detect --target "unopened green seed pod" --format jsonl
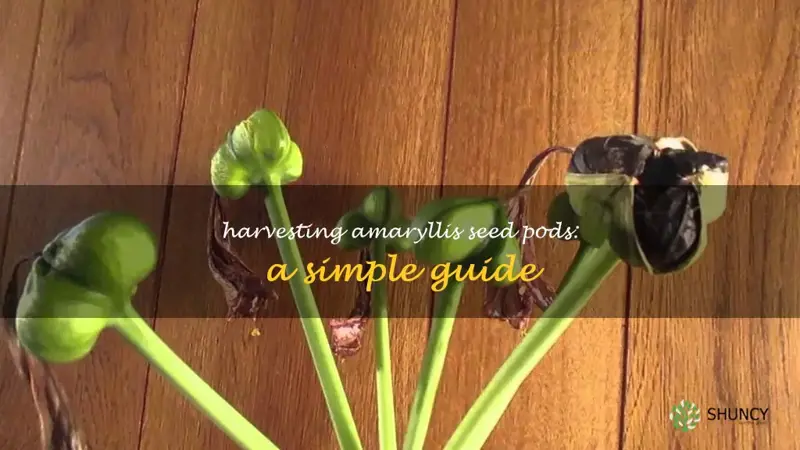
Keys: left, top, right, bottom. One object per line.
{"left": 360, "top": 186, "right": 402, "bottom": 227}
{"left": 385, "top": 217, "right": 414, "bottom": 253}
{"left": 546, "top": 191, "right": 581, "bottom": 242}
{"left": 40, "top": 212, "right": 157, "bottom": 299}
{"left": 210, "top": 110, "right": 303, "bottom": 199}
{"left": 459, "top": 204, "right": 513, "bottom": 267}
{"left": 483, "top": 236, "right": 523, "bottom": 287}
{"left": 15, "top": 260, "right": 112, "bottom": 363}
{"left": 335, "top": 210, "right": 374, "bottom": 251}
{"left": 410, "top": 197, "right": 503, "bottom": 265}
{"left": 210, "top": 145, "right": 251, "bottom": 199}
{"left": 14, "top": 212, "right": 157, "bottom": 363}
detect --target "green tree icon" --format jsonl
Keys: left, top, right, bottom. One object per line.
{"left": 669, "top": 400, "right": 702, "bottom": 432}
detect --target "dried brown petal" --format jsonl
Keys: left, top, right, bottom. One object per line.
{"left": 330, "top": 249, "right": 372, "bottom": 357}
{"left": 329, "top": 316, "right": 367, "bottom": 358}
{"left": 43, "top": 365, "right": 89, "bottom": 450}
{"left": 207, "top": 193, "right": 277, "bottom": 318}
{"left": 3, "top": 256, "right": 88, "bottom": 450}
{"left": 484, "top": 198, "right": 556, "bottom": 329}
{"left": 484, "top": 147, "right": 570, "bottom": 329}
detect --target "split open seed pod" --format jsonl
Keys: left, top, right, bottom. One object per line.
{"left": 564, "top": 135, "right": 729, "bottom": 273}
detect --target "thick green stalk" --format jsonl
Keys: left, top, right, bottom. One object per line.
{"left": 444, "top": 242, "right": 620, "bottom": 449}
{"left": 113, "top": 303, "right": 278, "bottom": 450}
{"left": 371, "top": 240, "right": 398, "bottom": 450}
{"left": 403, "top": 279, "right": 465, "bottom": 450}
{"left": 263, "top": 183, "right": 363, "bottom": 450}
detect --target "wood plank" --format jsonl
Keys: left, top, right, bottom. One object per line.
{"left": 138, "top": 1, "right": 454, "bottom": 448}
{"left": 0, "top": 0, "right": 42, "bottom": 260}
{"left": 0, "top": 1, "right": 43, "bottom": 449}
{"left": 623, "top": 0, "right": 800, "bottom": 448}
{"left": 0, "top": 0, "right": 197, "bottom": 448}
{"left": 427, "top": 0, "right": 638, "bottom": 448}
{"left": 0, "top": 1, "right": 40, "bottom": 183}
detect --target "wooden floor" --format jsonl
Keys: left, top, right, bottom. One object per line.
{"left": 1, "top": 0, "right": 798, "bottom": 449}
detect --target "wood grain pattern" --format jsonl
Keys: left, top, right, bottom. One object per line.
{"left": 0, "top": 0, "right": 41, "bottom": 185}
{"left": 0, "top": 0, "right": 197, "bottom": 448}
{"left": 1, "top": 0, "right": 798, "bottom": 449}
{"left": 0, "top": 1, "right": 43, "bottom": 448}
{"left": 139, "top": 1, "right": 454, "bottom": 448}
{"left": 623, "top": 0, "right": 800, "bottom": 448}
{"left": 0, "top": 0, "right": 42, "bottom": 280}
{"left": 0, "top": 0, "right": 42, "bottom": 259}
{"left": 427, "top": 0, "right": 638, "bottom": 448}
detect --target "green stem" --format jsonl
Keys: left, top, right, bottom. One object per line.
{"left": 444, "top": 242, "right": 620, "bottom": 450}
{"left": 263, "top": 184, "right": 363, "bottom": 450}
{"left": 371, "top": 240, "right": 398, "bottom": 450}
{"left": 112, "top": 303, "right": 278, "bottom": 450}
{"left": 403, "top": 278, "right": 465, "bottom": 450}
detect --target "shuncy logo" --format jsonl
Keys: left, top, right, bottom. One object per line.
{"left": 669, "top": 399, "right": 702, "bottom": 432}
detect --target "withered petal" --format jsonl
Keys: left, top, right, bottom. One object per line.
{"left": 484, "top": 275, "right": 555, "bottom": 330}
{"left": 486, "top": 148, "right": 561, "bottom": 330}
{"left": 329, "top": 249, "right": 372, "bottom": 357}
{"left": 484, "top": 284, "right": 533, "bottom": 330}
{"left": 569, "top": 135, "right": 655, "bottom": 176}
{"left": 43, "top": 365, "right": 89, "bottom": 450}
{"left": 330, "top": 316, "right": 368, "bottom": 358}
{"left": 484, "top": 283, "right": 532, "bottom": 330}
{"left": 207, "top": 193, "right": 277, "bottom": 318}
{"left": 3, "top": 257, "right": 88, "bottom": 450}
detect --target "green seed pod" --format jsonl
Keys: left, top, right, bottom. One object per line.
{"left": 16, "top": 260, "right": 112, "bottom": 363}
{"left": 210, "top": 144, "right": 251, "bottom": 199}
{"left": 458, "top": 204, "right": 513, "bottom": 267}
{"left": 565, "top": 135, "right": 729, "bottom": 274}
{"left": 14, "top": 212, "right": 157, "bottom": 363}
{"left": 210, "top": 110, "right": 303, "bottom": 199}
{"left": 335, "top": 210, "right": 374, "bottom": 251}
{"left": 385, "top": 217, "right": 414, "bottom": 253}
{"left": 546, "top": 191, "right": 581, "bottom": 242}
{"left": 410, "top": 197, "right": 503, "bottom": 265}
{"left": 39, "top": 212, "right": 157, "bottom": 299}
{"left": 483, "top": 236, "right": 522, "bottom": 287}
{"left": 359, "top": 186, "right": 402, "bottom": 226}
